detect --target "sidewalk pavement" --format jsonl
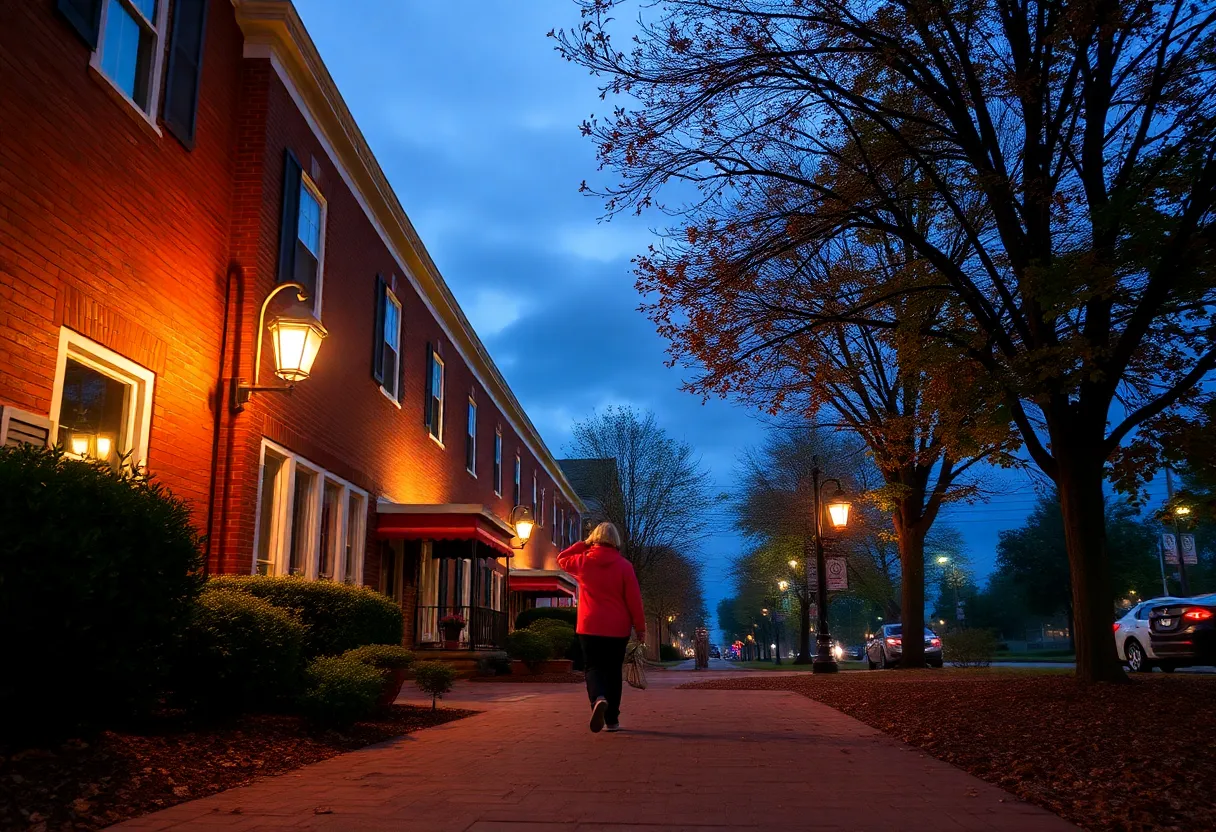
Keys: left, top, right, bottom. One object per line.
{"left": 113, "top": 669, "right": 1075, "bottom": 831}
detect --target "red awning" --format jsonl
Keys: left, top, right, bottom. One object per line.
{"left": 376, "top": 508, "right": 515, "bottom": 557}
{"left": 510, "top": 572, "right": 578, "bottom": 597}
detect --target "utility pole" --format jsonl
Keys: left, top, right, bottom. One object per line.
{"left": 1166, "top": 466, "right": 1190, "bottom": 596}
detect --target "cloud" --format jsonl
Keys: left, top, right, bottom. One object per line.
{"left": 552, "top": 222, "right": 657, "bottom": 264}
{"left": 461, "top": 288, "right": 527, "bottom": 337}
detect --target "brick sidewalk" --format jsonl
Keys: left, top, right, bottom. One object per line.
{"left": 114, "top": 677, "right": 1075, "bottom": 831}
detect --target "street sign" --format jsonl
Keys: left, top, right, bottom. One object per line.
{"left": 1181, "top": 534, "right": 1198, "bottom": 565}
{"left": 1162, "top": 533, "right": 1179, "bottom": 565}
{"left": 826, "top": 558, "right": 848, "bottom": 591}
{"left": 806, "top": 562, "right": 818, "bottom": 587}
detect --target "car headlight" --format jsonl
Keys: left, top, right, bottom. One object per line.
{"left": 832, "top": 644, "right": 844, "bottom": 660}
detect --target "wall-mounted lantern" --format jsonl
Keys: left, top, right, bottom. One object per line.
{"left": 232, "top": 282, "right": 327, "bottom": 412}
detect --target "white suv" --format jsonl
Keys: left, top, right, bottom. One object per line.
{"left": 1114, "top": 597, "right": 1182, "bottom": 672}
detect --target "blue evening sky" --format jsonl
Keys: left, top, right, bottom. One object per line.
{"left": 292, "top": 1, "right": 1171, "bottom": 631}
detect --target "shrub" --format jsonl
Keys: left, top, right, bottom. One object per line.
{"left": 413, "top": 661, "right": 457, "bottom": 709}
{"left": 476, "top": 651, "right": 513, "bottom": 676}
{"left": 342, "top": 644, "right": 414, "bottom": 670}
{"left": 0, "top": 445, "right": 203, "bottom": 742}
{"left": 207, "top": 575, "right": 403, "bottom": 657}
{"left": 942, "top": 629, "right": 998, "bottom": 668}
{"left": 525, "top": 620, "right": 577, "bottom": 659}
{"left": 514, "top": 606, "right": 578, "bottom": 630}
{"left": 505, "top": 630, "right": 551, "bottom": 670}
{"left": 176, "top": 589, "right": 306, "bottom": 714}
{"left": 297, "top": 656, "right": 383, "bottom": 727}
{"left": 659, "top": 644, "right": 683, "bottom": 662}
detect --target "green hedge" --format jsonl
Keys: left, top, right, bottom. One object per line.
{"left": 207, "top": 575, "right": 403, "bottom": 657}
{"left": 514, "top": 606, "right": 578, "bottom": 630}
{"left": 342, "top": 644, "right": 414, "bottom": 670}
{"left": 298, "top": 655, "right": 383, "bottom": 728}
{"left": 505, "top": 630, "right": 551, "bottom": 669}
{"left": 0, "top": 445, "right": 203, "bottom": 742}
{"left": 659, "top": 644, "right": 683, "bottom": 662}
{"left": 524, "top": 619, "right": 577, "bottom": 659}
{"left": 176, "top": 589, "right": 306, "bottom": 714}
{"left": 942, "top": 629, "right": 998, "bottom": 667}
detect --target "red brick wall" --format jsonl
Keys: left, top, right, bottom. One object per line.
{"left": 0, "top": 0, "right": 244, "bottom": 520}
{"left": 211, "top": 66, "right": 577, "bottom": 579}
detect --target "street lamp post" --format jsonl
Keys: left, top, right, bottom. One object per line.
{"left": 937, "top": 556, "right": 960, "bottom": 629}
{"left": 811, "top": 455, "right": 851, "bottom": 674}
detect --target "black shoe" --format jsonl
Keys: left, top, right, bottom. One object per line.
{"left": 590, "top": 698, "right": 608, "bottom": 733}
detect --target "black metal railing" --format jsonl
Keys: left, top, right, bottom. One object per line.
{"left": 415, "top": 605, "right": 508, "bottom": 650}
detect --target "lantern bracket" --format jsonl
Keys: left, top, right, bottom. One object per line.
{"left": 231, "top": 282, "right": 308, "bottom": 413}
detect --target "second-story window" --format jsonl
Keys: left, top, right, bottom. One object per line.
{"left": 540, "top": 487, "right": 546, "bottom": 528}
{"left": 551, "top": 503, "right": 557, "bottom": 544}
{"left": 513, "top": 454, "right": 521, "bottom": 506}
{"left": 94, "top": 0, "right": 169, "bottom": 116}
{"left": 425, "top": 345, "right": 444, "bottom": 442}
{"left": 531, "top": 471, "right": 537, "bottom": 517}
{"left": 465, "top": 399, "right": 477, "bottom": 475}
{"left": 373, "top": 278, "right": 401, "bottom": 402}
{"left": 493, "top": 429, "right": 502, "bottom": 496}
{"left": 294, "top": 177, "right": 325, "bottom": 313}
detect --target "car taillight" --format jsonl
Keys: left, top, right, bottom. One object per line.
{"left": 930, "top": 638, "right": 941, "bottom": 647}
{"left": 1112, "top": 622, "right": 1121, "bottom": 632}
{"left": 1183, "top": 609, "right": 1214, "bottom": 622}
{"left": 885, "top": 637, "right": 901, "bottom": 646}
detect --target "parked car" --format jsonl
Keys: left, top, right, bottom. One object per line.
{"left": 709, "top": 645, "right": 722, "bottom": 659}
{"left": 1148, "top": 597, "right": 1216, "bottom": 670}
{"left": 1113, "top": 596, "right": 1183, "bottom": 672}
{"left": 865, "top": 624, "right": 943, "bottom": 668}
{"left": 847, "top": 644, "right": 865, "bottom": 660}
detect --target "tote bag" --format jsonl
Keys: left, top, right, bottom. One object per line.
{"left": 623, "top": 640, "right": 648, "bottom": 690}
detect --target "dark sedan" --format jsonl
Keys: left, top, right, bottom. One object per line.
{"left": 1149, "top": 597, "right": 1216, "bottom": 669}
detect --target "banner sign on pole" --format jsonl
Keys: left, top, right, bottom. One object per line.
{"left": 1181, "top": 534, "right": 1198, "bottom": 565}
{"left": 826, "top": 557, "right": 848, "bottom": 591}
{"left": 1162, "top": 533, "right": 1179, "bottom": 565}
{"left": 806, "top": 562, "right": 818, "bottom": 587}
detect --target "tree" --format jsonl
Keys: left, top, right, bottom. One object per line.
{"left": 641, "top": 547, "right": 707, "bottom": 652}
{"left": 567, "top": 406, "right": 715, "bottom": 574}
{"left": 554, "top": 0, "right": 1216, "bottom": 681}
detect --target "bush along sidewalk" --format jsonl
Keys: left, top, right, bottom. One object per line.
{"left": 342, "top": 644, "right": 415, "bottom": 706}
{"left": 413, "top": 662, "right": 457, "bottom": 709}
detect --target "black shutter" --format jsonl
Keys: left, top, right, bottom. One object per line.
{"left": 57, "top": 0, "right": 103, "bottom": 49}
{"left": 397, "top": 312, "right": 407, "bottom": 405}
{"left": 372, "top": 275, "right": 387, "bottom": 384}
{"left": 424, "top": 342, "right": 434, "bottom": 429}
{"left": 162, "top": 0, "right": 209, "bottom": 148}
{"left": 277, "top": 150, "right": 302, "bottom": 286}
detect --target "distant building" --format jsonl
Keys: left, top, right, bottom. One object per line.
{"left": 558, "top": 458, "right": 622, "bottom": 534}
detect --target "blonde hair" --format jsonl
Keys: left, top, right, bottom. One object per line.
{"left": 587, "top": 522, "right": 622, "bottom": 549}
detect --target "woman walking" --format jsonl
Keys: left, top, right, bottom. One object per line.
{"left": 556, "top": 522, "right": 646, "bottom": 733}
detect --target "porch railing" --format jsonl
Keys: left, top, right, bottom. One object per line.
{"left": 415, "top": 605, "right": 508, "bottom": 650}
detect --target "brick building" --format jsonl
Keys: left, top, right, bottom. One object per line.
{"left": 0, "top": 0, "right": 582, "bottom": 651}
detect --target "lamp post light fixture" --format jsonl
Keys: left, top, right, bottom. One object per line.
{"left": 810, "top": 455, "right": 850, "bottom": 673}
{"left": 232, "top": 282, "right": 328, "bottom": 412}
{"left": 508, "top": 504, "right": 536, "bottom": 549}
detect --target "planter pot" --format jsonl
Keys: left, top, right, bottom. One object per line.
{"left": 377, "top": 666, "right": 411, "bottom": 707}
{"left": 444, "top": 640, "right": 461, "bottom": 650}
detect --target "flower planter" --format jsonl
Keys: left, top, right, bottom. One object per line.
{"left": 377, "top": 666, "right": 411, "bottom": 707}
{"left": 441, "top": 625, "right": 464, "bottom": 650}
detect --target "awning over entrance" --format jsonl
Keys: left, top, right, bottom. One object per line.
{"left": 509, "top": 569, "right": 579, "bottom": 598}
{"left": 377, "top": 502, "right": 516, "bottom": 557}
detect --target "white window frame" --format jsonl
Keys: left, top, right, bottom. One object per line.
{"left": 251, "top": 438, "right": 369, "bottom": 582}
{"left": 465, "top": 398, "right": 477, "bottom": 476}
{"left": 297, "top": 173, "right": 327, "bottom": 319}
{"left": 49, "top": 327, "right": 155, "bottom": 469}
{"left": 380, "top": 286, "right": 403, "bottom": 405}
{"left": 428, "top": 349, "right": 445, "bottom": 446}
{"left": 493, "top": 428, "right": 502, "bottom": 496}
{"left": 89, "top": 0, "right": 171, "bottom": 129}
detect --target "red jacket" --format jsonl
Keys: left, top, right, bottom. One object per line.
{"left": 557, "top": 542, "right": 646, "bottom": 639}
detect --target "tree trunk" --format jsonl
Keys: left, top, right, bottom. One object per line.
{"left": 894, "top": 516, "right": 927, "bottom": 669}
{"left": 794, "top": 597, "right": 812, "bottom": 664}
{"left": 1057, "top": 453, "right": 1126, "bottom": 683}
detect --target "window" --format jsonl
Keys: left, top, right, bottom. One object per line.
{"left": 531, "top": 471, "right": 537, "bottom": 517}
{"left": 294, "top": 177, "right": 325, "bottom": 312}
{"left": 50, "top": 328, "right": 155, "bottom": 471}
{"left": 276, "top": 153, "right": 325, "bottom": 318}
{"left": 373, "top": 279, "right": 402, "bottom": 402}
{"left": 540, "top": 487, "right": 546, "bottom": 528}
{"left": 551, "top": 503, "right": 558, "bottom": 544}
{"left": 513, "top": 454, "right": 521, "bottom": 506}
{"left": 92, "top": 0, "right": 169, "bottom": 117}
{"left": 319, "top": 480, "right": 342, "bottom": 580}
{"left": 493, "top": 429, "right": 502, "bottom": 496}
{"left": 425, "top": 346, "right": 444, "bottom": 442}
{"left": 466, "top": 399, "right": 477, "bottom": 475}
{"left": 253, "top": 440, "right": 368, "bottom": 581}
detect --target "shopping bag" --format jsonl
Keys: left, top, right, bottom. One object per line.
{"left": 623, "top": 640, "right": 648, "bottom": 690}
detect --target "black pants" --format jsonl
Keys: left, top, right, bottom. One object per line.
{"left": 580, "top": 635, "right": 629, "bottom": 724}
